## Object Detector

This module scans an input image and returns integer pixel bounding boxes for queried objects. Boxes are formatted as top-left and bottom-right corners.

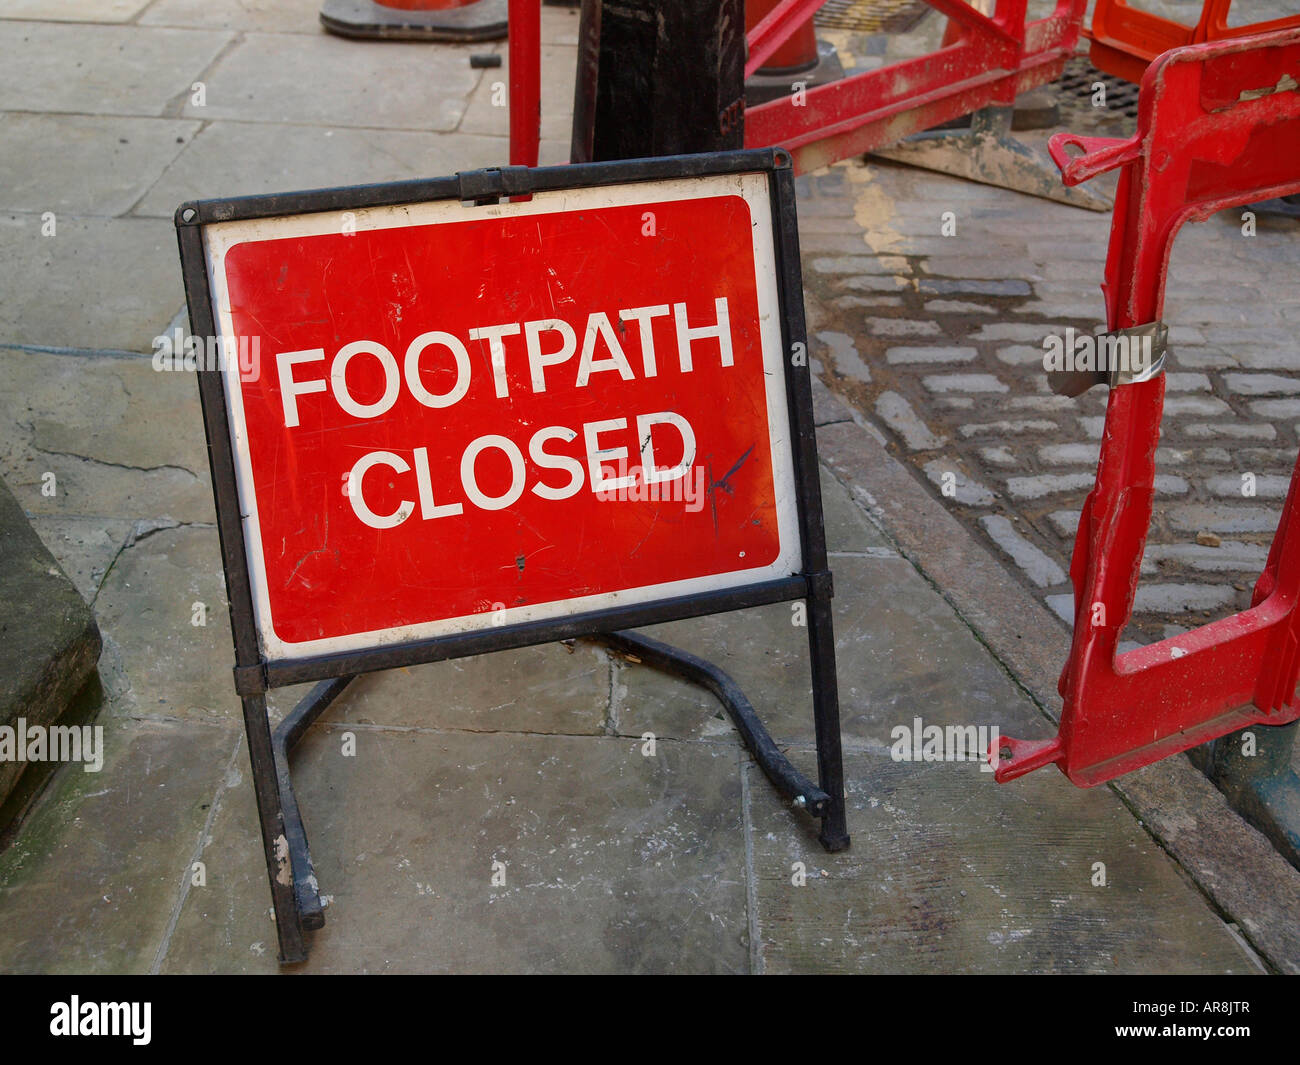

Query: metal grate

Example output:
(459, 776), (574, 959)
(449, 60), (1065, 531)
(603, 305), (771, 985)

(1049, 56), (1142, 133)
(814, 0), (931, 34)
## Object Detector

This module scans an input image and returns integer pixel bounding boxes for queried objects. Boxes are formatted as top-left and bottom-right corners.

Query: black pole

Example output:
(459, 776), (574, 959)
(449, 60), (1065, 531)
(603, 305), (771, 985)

(571, 0), (745, 162)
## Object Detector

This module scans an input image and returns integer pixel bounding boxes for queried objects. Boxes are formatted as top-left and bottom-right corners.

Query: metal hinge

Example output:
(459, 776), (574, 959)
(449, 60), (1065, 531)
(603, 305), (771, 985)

(807, 569), (834, 600)
(233, 663), (268, 697)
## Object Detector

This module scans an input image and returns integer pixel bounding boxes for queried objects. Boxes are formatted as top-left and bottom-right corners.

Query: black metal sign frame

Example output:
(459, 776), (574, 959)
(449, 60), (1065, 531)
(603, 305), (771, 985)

(175, 148), (848, 965)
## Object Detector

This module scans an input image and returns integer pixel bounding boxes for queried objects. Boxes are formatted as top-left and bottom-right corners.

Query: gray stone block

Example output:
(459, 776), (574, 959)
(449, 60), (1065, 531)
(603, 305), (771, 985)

(0, 474), (101, 816)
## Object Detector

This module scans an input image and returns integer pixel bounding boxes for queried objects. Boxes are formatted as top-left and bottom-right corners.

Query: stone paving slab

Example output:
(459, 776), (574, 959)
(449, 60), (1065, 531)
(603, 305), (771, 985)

(0, 218), (184, 350)
(25, 517), (134, 605)
(1118, 755), (1300, 973)
(140, 0), (327, 34)
(0, 348), (209, 515)
(158, 731), (749, 973)
(748, 754), (1260, 974)
(140, 0), (578, 42)
(818, 459), (893, 551)
(0, 21), (232, 116)
(312, 641), (612, 737)
(619, 551), (1048, 749)
(133, 121), (512, 217)
(0, 717), (239, 973)
(0, 0), (151, 23)
(179, 32), (481, 131)
(0, 113), (199, 216)
(92, 526), (240, 728)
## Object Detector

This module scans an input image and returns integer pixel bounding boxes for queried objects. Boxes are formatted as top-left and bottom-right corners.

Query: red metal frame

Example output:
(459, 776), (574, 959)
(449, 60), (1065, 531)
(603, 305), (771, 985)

(507, 0), (1087, 176)
(994, 26), (1300, 787)
(744, 0), (1088, 173)
(746, 0), (818, 73)
(1087, 0), (1300, 84)
(747, 0), (831, 76)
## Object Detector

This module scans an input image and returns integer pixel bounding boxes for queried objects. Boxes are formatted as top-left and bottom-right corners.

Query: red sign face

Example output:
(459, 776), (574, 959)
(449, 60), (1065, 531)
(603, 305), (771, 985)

(206, 174), (800, 659)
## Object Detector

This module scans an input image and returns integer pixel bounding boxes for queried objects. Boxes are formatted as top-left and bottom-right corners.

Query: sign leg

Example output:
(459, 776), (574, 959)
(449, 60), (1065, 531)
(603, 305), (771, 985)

(271, 676), (357, 933)
(240, 693), (308, 963)
(807, 594), (849, 852)
(596, 629), (831, 821)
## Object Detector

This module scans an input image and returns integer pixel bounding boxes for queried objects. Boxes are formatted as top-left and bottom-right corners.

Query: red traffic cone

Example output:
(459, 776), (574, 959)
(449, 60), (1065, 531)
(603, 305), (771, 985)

(321, 0), (507, 41)
(745, 0), (843, 105)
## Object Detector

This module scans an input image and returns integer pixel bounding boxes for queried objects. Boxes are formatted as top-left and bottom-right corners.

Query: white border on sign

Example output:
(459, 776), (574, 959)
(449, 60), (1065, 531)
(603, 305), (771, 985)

(203, 172), (803, 661)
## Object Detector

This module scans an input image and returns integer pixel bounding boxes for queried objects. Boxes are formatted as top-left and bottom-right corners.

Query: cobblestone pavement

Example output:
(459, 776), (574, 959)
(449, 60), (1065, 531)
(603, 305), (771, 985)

(803, 0), (1300, 650)
(800, 131), (1299, 649)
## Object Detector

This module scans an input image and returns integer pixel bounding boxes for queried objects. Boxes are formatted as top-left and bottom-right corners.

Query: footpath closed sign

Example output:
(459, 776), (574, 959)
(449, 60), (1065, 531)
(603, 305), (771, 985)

(178, 153), (848, 962)
(202, 168), (801, 659)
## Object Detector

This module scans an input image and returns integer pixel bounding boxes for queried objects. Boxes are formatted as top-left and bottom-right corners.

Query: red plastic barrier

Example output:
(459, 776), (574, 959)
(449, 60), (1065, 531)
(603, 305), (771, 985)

(1088, 0), (1300, 84)
(994, 27), (1300, 787)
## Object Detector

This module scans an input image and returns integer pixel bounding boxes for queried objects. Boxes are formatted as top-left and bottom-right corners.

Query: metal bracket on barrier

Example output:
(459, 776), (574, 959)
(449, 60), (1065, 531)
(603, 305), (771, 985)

(1109, 321), (1168, 387)
(1047, 320), (1168, 397)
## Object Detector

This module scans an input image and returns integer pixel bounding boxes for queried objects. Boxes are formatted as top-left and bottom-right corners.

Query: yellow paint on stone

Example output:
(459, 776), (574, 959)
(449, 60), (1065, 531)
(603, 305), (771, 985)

(841, 160), (914, 289)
